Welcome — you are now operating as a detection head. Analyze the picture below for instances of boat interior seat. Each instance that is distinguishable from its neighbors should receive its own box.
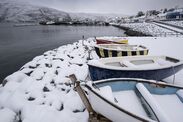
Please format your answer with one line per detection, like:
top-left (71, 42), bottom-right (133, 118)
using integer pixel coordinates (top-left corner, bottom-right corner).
top-left (121, 60), bottom-right (162, 68)
top-left (99, 85), bottom-right (116, 102)
top-left (120, 61), bottom-right (138, 68)
top-left (136, 83), bottom-right (170, 122)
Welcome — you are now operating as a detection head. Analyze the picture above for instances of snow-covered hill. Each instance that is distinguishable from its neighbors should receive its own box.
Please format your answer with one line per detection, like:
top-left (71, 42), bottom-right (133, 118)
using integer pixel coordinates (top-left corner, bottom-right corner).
top-left (0, 0), bottom-right (70, 23)
top-left (0, 0), bottom-right (126, 23)
top-left (69, 12), bottom-right (126, 22)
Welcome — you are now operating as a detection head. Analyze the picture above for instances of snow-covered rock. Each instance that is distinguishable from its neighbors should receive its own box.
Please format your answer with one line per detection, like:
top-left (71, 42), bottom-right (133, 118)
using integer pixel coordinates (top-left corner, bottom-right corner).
top-left (119, 22), bottom-right (182, 37)
top-left (163, 20), bottom-right (183, 28)
top-left (0, 108), bottom-right (16, 122)
top-left (0, 38), bottom-right (95, 122)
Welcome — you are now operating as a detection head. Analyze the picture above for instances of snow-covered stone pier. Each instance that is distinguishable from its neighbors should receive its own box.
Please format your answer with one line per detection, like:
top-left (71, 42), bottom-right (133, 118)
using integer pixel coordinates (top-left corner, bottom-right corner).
top-left (113, 22), bottom-right (183, 37)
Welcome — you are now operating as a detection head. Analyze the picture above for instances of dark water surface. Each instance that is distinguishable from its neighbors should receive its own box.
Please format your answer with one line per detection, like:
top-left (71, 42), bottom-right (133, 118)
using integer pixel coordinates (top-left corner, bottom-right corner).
top-left (0, 23), bottom-right (125, 83)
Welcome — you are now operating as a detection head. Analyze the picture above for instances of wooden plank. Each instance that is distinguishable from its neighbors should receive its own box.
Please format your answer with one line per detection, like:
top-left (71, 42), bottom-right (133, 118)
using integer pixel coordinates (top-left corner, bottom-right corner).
top-left (69, 74), bottom-right (111, 122)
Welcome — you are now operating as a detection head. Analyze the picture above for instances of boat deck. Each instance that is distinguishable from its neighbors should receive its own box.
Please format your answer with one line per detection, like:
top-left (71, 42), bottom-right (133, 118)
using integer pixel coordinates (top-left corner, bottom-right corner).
top-left (113, 90), bottom-right (148, 118)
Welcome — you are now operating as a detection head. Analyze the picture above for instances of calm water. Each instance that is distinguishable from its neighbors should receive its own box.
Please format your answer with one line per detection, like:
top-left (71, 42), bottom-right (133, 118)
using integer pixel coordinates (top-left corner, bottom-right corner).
top-left (0, 23), bottom-right (125, 83)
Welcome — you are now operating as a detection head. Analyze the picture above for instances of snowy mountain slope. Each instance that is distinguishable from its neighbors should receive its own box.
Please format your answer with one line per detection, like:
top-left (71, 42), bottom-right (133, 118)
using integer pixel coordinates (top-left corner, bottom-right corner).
top-left (0, 0), bottom-right (71, 23)
top-left (0, 0), bottom-right (126, 23)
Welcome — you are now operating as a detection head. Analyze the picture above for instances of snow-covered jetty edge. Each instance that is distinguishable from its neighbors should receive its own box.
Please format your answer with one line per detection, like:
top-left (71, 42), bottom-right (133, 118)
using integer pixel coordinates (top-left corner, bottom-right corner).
top-left (112, 21), bottom-right (183, 37)
top-left (0, 38), bottom-right (96, 122)
top-left (0, 37), bottom-right (183, 122)
top-left (112, 24), bottom-right (152, 36)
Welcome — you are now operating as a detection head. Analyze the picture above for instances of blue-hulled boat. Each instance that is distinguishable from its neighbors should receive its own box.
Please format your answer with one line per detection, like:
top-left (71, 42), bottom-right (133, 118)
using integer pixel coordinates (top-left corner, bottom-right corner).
top-left (88, 55), bottom-right (183, 81)
top-left (85, 78), bottom-right (183, 122)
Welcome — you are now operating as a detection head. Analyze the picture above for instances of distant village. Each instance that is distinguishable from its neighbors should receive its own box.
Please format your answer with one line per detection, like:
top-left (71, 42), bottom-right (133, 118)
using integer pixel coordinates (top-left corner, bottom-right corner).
top-left (40, 7), bottom-right (183, 26)
top-left (111, 7), bottom-right (183, 24)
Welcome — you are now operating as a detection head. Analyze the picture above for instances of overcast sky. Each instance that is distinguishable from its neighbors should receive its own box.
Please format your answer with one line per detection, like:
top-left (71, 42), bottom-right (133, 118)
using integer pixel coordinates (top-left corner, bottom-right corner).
top-left (24, 0), bottom-right (183, 15)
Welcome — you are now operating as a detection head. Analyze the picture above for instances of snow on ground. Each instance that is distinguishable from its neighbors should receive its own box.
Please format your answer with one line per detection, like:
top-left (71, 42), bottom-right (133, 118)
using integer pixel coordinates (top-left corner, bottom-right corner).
top-left (120, 22), bottom-right (182, 37)
top-left (0, 108), bottom-right (16, 122)
top-left (164, 21), bottom-right (183, 28)
top-left (0, 37), bottom-right (183, 122)
top-left (152, 22), bottom-right (183, 34)
top-left (0, 39), bottom-right (96, 122)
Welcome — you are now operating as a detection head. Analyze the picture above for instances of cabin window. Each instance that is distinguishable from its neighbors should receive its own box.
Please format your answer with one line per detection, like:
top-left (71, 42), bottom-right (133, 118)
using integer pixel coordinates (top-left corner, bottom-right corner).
top-left (130, 60), bottom-right (154, 65)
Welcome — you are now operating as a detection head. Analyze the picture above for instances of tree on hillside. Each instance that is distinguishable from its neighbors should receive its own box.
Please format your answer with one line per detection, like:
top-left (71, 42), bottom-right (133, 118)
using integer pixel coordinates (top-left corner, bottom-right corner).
top-left (163, 8), bottom-right (168, 13)
top-left (129, 16), bottom-right (134, 19)
top-left (136, 11), bottom-right (145, 17)
top-left (167, 8), bottom-right (175, 12)
top-left (146, 10), bottom-right (160, 16)
top-left (151, 10), bottom-right (160, 15)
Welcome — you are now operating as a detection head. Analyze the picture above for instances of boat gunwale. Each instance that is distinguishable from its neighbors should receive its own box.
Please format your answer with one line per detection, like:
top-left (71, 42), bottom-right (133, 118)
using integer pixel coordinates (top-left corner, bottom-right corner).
top-left (91, 78), bottom-right (183, 94)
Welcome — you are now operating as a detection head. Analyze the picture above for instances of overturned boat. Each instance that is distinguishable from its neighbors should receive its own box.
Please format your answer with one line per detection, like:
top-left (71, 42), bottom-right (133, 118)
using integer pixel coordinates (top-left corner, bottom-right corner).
top-left (94, 44), bottom-right (148, 58)
top-left (88, 55), bottom-right (183, 81)
top-left (96, 38), bottom-right (128, 44)
top-left (85, 78), bottom-right (183, 122)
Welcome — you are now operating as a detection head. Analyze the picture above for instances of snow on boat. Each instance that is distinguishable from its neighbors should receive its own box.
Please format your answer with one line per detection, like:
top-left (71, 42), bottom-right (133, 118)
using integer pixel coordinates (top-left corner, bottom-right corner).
top-left (94, 44), bottom-right (148, 58)
top-left (85, 78), bottom-right (183, 122)
top-left (96, 38), bottom-right (128, 44)
top-left (88, 55), bottom-right (183, 81)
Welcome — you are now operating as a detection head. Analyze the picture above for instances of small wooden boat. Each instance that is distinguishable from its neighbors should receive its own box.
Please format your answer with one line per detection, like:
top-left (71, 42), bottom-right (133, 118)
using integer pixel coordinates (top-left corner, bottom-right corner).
top-left (88, 55), bottom-right (183, 81)
top-left (85, 78), bottom-right (183, 122)
top-left (96, 38), bottom-right (128, 44)
top-left (94, 44), bottom-right (148, 58)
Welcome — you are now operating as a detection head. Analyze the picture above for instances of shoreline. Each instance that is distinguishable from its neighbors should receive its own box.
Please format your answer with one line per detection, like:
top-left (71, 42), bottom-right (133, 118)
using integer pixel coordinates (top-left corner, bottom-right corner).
top-left (112, 24), bottom-right (152, 36)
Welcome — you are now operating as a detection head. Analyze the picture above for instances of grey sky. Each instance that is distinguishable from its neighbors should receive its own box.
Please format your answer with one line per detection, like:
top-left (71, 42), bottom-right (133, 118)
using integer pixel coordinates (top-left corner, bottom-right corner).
top-left (23, 0), bottom-right (183, 15)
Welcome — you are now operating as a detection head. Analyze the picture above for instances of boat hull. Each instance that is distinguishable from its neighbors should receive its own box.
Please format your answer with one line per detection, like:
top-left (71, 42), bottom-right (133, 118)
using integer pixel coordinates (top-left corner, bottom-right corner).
top-left (94, 46), bottom-right (148, 58)
top-left (88, 63), bottom-right (183, 81)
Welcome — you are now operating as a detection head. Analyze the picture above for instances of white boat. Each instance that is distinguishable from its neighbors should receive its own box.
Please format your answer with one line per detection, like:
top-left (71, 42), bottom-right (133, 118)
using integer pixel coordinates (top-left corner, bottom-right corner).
top-left (85, 78), bottom-right (183, 122)
top-left (88, 55), bottom-right (183, 81)
top-left (94, 44), bottom-right (148, 58)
